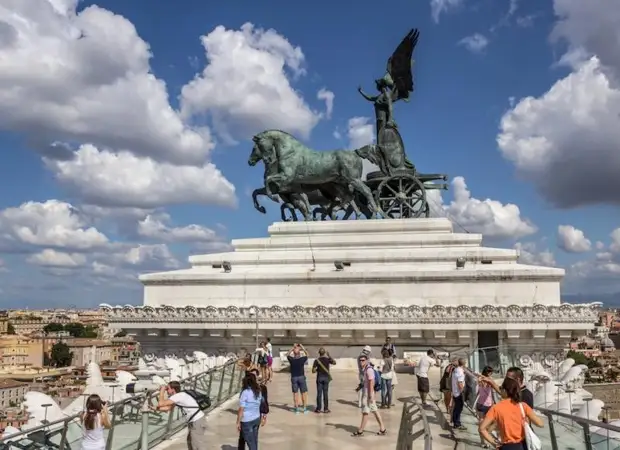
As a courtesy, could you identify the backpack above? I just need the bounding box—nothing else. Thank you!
[439,365,454,391]
[183,390,211,421]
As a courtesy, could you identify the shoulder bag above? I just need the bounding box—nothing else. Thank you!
[519,402,542,450]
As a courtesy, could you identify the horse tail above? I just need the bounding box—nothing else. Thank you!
[355,145,379,166]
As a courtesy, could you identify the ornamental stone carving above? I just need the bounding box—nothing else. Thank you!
[99,302,600,324]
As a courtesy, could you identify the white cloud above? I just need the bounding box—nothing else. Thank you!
[557,225,592,253]
[116,244,180,270]
[498,0,620,208]
[317,88,335,119]
[27,249,87,268]
[458,34,489,53]
[345,116,377,178]
[0,200,109,250]
[0,0,212,165]
[45,144,236,209]
[566,227,620,287]
[514,242,556,266]
[430,0,463,23]
[432,177,537,239]
[137,214,225,244]
[180,23,324,142]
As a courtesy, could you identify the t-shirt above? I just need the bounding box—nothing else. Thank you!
[486,399,534,444]
[363,365,375,394]
[266,342,273,357]
[451,366,465,397]
[287,355,307,378]
[239,388,262,423]
[520,387,534,409]
[169,392,205,423]
[416,355,435,378]
[313,356,335,377]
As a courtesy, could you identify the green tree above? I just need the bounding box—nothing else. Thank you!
[64,323,86,337]
[6,322,15,334]
[83,326,98,338]
[566,350,590,366]
[43,323,65,334]
[50,342,73,367]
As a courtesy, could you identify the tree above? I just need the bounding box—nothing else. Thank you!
[83,326,98,338]
[6,322,15,334]
[43,323,65,334]
[50,342,73,367]
[114,330,127,338]
[566,350,590,366]
[64,323,86,338]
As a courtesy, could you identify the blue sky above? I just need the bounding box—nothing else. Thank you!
[0,0,619,308]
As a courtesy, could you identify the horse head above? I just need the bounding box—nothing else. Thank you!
[249,132,276,166]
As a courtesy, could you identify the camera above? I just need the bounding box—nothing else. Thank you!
[125,381,161,394]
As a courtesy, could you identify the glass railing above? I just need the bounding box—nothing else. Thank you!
[450,346,620,450]
[396,396,432,450]
[0,359,244,450]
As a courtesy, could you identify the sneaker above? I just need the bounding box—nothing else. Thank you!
[314,409,321,414]
[323,409,331,413]
[457,425,467,431]
[294,408,300,414]
[303,408,308,414]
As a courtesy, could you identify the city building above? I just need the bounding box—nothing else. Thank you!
[0,379,29,409]
[0,335,44,369]
[67,340,114,367]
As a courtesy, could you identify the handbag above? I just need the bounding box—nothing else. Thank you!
[519,403,542,450]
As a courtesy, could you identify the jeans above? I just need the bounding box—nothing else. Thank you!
[240,417,261,450]
[451,394,464,427]
[381,378,392,406]
[316,376,330,411]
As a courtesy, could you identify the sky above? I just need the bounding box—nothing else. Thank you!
[0,0,619,308]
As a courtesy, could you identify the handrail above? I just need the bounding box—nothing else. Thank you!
[451,347,620,450]
[396,395,432,450]
[0,358,244,450]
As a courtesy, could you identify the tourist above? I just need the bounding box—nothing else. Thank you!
[356,345,372,397]
[80,394,111,450]
[381,337,396,358]
[479,377,544,449]
[153,381,208,450]
[451,358,467,430]
[287,343,309,414]
[476,366,495,448]
[265,338,273,382]
[416,349,436,406]
[237,373,265,450]
[440,358,457,413]
[238,369,269,450]
[352,353,387,436]
[312,347,336,413]
[481,367,534,409]
[256,342,268,382]
[379,348,394,408]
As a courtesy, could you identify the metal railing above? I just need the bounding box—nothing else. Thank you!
[0,359,244,450]
[454,347,620,450]
[396,396,432,450]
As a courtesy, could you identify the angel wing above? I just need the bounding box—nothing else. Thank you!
[387,28,420,101]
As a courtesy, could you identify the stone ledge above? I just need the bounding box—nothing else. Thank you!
[267,218,454,235]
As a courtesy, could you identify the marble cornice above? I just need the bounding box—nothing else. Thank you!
[99,303,599,325]
[140,269,564,285]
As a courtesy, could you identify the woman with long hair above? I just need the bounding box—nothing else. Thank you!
[479,377,544,449]
[80,394,111,450]
[476,366,495,448]
[238,370,269,450]
[237,373,264,450]
[439,359,456,413]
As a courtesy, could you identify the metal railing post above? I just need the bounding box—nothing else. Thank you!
[139,396,150,450]
[545,412,559,450]
[227,362,237,395]
[583,422,593,450]
[58,418,69,450]
[105,400,121,450]
[216,365,226,403]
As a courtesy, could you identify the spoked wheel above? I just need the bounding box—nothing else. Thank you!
[374,172,427,218]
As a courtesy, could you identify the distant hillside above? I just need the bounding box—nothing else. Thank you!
[562,292,620,307]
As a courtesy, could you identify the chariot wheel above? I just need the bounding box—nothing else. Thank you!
[374,172,428,219]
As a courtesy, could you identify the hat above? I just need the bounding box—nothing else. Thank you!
[362,345,372,354]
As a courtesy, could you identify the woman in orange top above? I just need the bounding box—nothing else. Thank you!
[479,377,544,449]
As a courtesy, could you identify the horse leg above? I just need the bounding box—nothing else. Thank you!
[251,188,267,214]
[349,179,383,219]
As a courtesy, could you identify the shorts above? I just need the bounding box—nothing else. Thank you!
[291,376,308,393]
[417,375,430,393]
[267,355,273,367]
[476,404,491,415]
[360,393,378,414]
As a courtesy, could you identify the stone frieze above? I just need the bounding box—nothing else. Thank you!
[99,303,599,324]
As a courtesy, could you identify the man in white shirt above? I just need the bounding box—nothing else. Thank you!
[266,338,274,381]
[153,381,208,450]
[450,358,467,430]
[416,349,436,405]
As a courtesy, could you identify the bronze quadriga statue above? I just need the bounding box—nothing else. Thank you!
[249,29,448,221]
